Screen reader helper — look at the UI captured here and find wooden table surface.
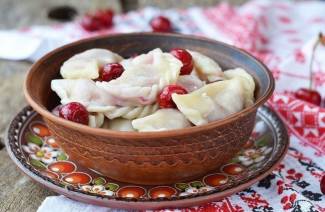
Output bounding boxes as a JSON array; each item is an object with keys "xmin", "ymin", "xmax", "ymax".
[{"xmin": 0, "ymin": 0, "xmax": 245, "ymax": 211}]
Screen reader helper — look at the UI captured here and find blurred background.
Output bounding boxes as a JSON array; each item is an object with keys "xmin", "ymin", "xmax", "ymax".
[
  {"xmin": 2, "ymin": 0, "xmax": 324, "ymax": 147},
  {"xmin": 0, "ymin": 0, "xmax": 250, "ymax": 28},
  {"xmin": 1, "ymin": 0, "xmax": 325, "ymax": 211},
  {"xmin": 0, "ymin": 0, "xmax": 251, "ymax": 143}
]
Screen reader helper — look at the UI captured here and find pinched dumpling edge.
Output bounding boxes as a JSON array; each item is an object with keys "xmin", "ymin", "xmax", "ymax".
[
  {"xmin": 188, "ymin": 50, "xmax": 224, "ymax": 82},
  {"xmin": 172, "ymin": 68, "xmax": 255, "ymax": 126},
  {"xmin": 60, "ymin": 48, "xmax": 123, "ymax": 80},
  {"xmin": 52, "ymin": 48, "xmax": 256, "ymax": 132},
  {"xmin": 132, "ymin": 109, "xmax": 192, "ymax": 132},
  {"xmin": 223, "ymin": 68, "xmax": 255, "ymax": 107},
  {"xmin": 96, "ymin": 48, "xmax": 183, "ymax": 106}
]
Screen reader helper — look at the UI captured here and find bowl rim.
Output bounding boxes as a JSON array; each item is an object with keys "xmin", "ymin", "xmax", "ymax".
[{"xmin": 24, "ymin": 32, "xmax": 275, "ymax": 139}]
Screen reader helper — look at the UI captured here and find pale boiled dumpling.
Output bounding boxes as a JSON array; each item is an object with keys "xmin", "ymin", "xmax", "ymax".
[
  {"xmin": 60, "ymin": 49, "xmax": 123, "ymax": 80},
  {"xmin": 223, "ymin": 68, "xmax": 255, "ymax": 107},
  {"xmin": 172, "ymin": 79, "xmax": 244, "ymax": 125},
  {"xmin": 96, "ymin": 48, "xmax": 182, "ymax": 106},
  {"xmin": 132, "ymin": 109, "xmax": 191, "ymax": 132},
  {"xmin": 176, "ymin": 75, "xmax": 205, "ymax": 92},
  {"xmin": 88, "ymin": 113, "xmax": 105, "ymax": 128},
  {"xmin": 103, "ymin": 118, "xmax": 135, "ymax": 131},
  {"xmin": 172, "ymin": 69, "xmax": 255, "ymax": 126},
  {"xmin": 189, "ymin": 50, "xmax": 224, "ymax": 82},
  {"xmin": 51, "ymin": 79, "xmax": 116, "ymax": 112}
]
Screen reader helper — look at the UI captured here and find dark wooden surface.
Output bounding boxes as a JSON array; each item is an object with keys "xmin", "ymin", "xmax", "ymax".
[{"xmin": 0, "ymin": 0, "xmax": 247, "ymax": 211}]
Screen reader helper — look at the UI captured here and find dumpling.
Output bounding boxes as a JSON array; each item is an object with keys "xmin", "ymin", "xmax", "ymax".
[
  {"xmin": 132, "ymin": 109, "xmax": 191, "ymax": 132},
  {"xmin": 60, "ymin": 49, "xmax": 123, "ymax": 80},
  {"xmin": 223, "ymin": 68, "xmax": 255, "ymax": 107},
  {"xmin": 51, "ymin": 79, "xmax": 116, "ymax": 112},
  {"xmin": 96, "ymin": 48, "xmax": 182, "ymax": 106},
  {"xmin": 52, "ymin": 79, "xmax": 158, "ymax": 113},
  {"xmin": 189, "ymin": 50, "xmax": 224, "ymax": 82},
  {"xmin": 88, "ymin": 113, "xmax": 105, "ymax": 128},
  {"xmin": 103, "ymin": 118, "xmax": 135, "ymax": 131},
  {"xmin": 176, "ymin": 75, "xmax": 205, "ymax": 92},
  {"xmin": 104, "ymin": 104, "xmax": 159, "ymax": 119},
  {"xmin": 172, "ymin": 79, "xmax": 244, "ymax": 125},
  {"xmin": 172, "ymin": 68, "xmax": 255, "ymax": 125}
]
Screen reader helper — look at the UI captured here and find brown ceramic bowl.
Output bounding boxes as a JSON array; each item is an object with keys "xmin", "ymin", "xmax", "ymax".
[{"xmin": 24, "ymin": 33, "xmax": 274, "ymax": 185}]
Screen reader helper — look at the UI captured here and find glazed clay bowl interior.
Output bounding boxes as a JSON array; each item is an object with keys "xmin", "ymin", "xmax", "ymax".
[{"xmin": 24, "ymin": 33, "xmax": 274, "ymax": 185}]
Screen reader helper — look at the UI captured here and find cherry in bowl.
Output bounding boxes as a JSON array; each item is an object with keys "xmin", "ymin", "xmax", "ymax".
[
  {"xmin": 158, "ymin": 85, "xmax": 188, "ymax": 108},
  {"xmin": 99, "ymin": 63, "xmax": 124, "ymax": 82},
  {"xmin": 59, "ymin": 102, "xmax": 89, "ymax": 125},
  {"xmin": 170, "ymin": 48, "xmax": 194, "ymax": 75}
]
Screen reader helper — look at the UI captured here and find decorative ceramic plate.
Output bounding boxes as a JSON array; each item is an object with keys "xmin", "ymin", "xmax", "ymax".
[{"xmin": 6, "ymin": 106, "xmax": 288, "ymax": 210}]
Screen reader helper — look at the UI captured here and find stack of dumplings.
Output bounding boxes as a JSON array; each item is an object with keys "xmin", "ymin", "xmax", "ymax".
[{"xmin": 51, "ymin": 48, "xmax": 255, "ymax": 132}]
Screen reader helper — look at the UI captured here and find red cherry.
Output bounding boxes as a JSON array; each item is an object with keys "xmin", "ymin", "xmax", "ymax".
[
  {"xmin": 80, "ymin": 9, "xmax": 114, "ymax": 32},
  {"xmin": 100, "ymin": 63, "xmax": 124, "ymax": 82},
  {"xmin": 158, "ymin": 85, "xmax": 187, "ymax": 108},
  {"xmin": 294, "ymin": 88, "xmax": 321, "ymax": 106},
  {"xmin": 94, "ymin": 9, "xmax": 114, "ymax": 27},
  {"xmin": 321, "ymin": 174, "xmax": 325, "ymax": 194},
  {"xmin": 170, "ymin": 48, "xmax": 194, "ymax": 75},
  {"xmin": 80, "ymin": 15, "xmax": 103, "ymax": 32},
  {"xmin": 59, "ymin": 102, "xmax": 89, "ymax": 125},
  {"xmin": 150, "ymin": 16, "xmax": 172, "ymax": 32}
]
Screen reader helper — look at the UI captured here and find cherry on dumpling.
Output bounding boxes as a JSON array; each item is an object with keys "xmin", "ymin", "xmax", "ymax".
[
  {"xmin": 100, "ymin": 63, "xmax": 124, "ymax": 82},
  {"xmin": 150, "ymin": 16, "xmax": 172, "ymax": 32},
  {"xmin": 158, "ymin": 85, "xmax": 188, "ymax": 108},
  {"xmin": 59, "ymin": 102, "xmax": 89, "ymax": 125},
  {"xmin": 170, "ymin": 48, "xmax": 194, "ymax": 75}
]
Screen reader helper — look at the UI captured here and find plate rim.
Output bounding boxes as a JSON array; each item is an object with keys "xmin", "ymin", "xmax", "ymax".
[{"xmin": 5, "ymin": 106, "xmax": 289, "ymax": 210}]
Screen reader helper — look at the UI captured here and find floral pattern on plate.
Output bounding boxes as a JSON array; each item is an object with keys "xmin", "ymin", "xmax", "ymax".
[{"xmin": 9, "ymin": 106, "xmax": 288, "ymax": 202}]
